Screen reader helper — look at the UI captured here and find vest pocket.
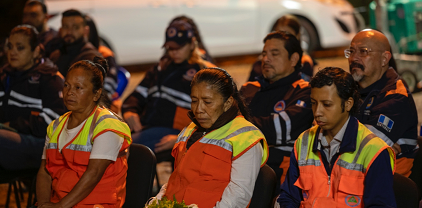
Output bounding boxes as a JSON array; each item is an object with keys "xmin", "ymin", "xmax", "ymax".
[
  {"xmin": 294, "ymin": 173, "xmax": 313, "ymax": 203},
  {"xmin": 199, "ymin": 146, "xmax": 231, "ymax": 181},
  {"xmin": 338, "ymin": 175, "xmax": 364, "ymax": 207}
]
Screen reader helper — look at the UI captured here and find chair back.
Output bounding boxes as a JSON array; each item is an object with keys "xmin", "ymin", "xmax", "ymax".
[
  {"xmin": 394, "ymin": 173, "xmax": 419, "ymax": 208},
  {"xmin": 115, "ymin": 66, "xmax": 130, "ymax": 99},
  {"xmin": 250, "ymin": 164, "xmax": 277, "ymax": 208},
  {"xmin": 123, "ymin": 144, "xmax": 156, "ymax": 208}
]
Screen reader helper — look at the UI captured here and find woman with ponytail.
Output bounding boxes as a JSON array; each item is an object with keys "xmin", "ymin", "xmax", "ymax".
[
  {"xmin": 37, "ymin": 56, "xmax": 132, "ymax": 208},
  {"xmin": 152, "ymin": 68, "xmax": 269, "ymax": 208}
]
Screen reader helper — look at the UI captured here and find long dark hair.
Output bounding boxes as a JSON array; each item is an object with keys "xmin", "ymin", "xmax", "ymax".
[{"xmin": 191, "ymin": 67, "xmax": 251, "ymax": 121}]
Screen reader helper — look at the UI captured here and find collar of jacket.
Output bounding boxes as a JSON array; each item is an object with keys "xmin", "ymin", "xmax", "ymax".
[
  {"xmin": 312, "ymin": 116, "xmax": 359, "ymax": 154},
  {"xmin": 256, "ymin": 70, "xmax": 301, "ymax": 90},
  {"xmin": 60, "ymin": 38, "xmax": 87, "ymax": 55},
  {"xmin": 2, "ymin": 58, "xmax": 58, "ymax": 77},
  {"xmin": 359, "ymin": 67, "xmax": 399, "ymax": 97}
]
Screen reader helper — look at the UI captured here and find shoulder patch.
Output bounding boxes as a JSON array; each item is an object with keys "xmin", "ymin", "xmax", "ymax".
[
  {"xmin": 377, "ymin": 114, "xmax": 394, "ymax": 132},
  {"xmin": 385, "ymin": 80, "xmax": 408, "ymax": 97},
  {"xmin": 292, "ymin": 79, "xmax": 309, "ymax": 89},
  {"xmin": 274, "ymin": 100, "xmax": 286, "ymax": 112}
]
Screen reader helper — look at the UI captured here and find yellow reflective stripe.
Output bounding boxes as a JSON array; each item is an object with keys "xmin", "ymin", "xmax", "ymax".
[
  {"xmin": 298, "ymin": 158, "xmax": 321, "ymax": 167},
  {"xmin": 222, "ymin": 126, "xmax": 259, "ymax": 141},
  {"xmin": 199, "ymin": 137, "xmax": 233, "ymax": 152},
  {"xmin": 352, "ymin": 133, "xmax": 376, "ymax": 164},
  {"xmin": 46, "ymin": 143, "xmax": 57, "ymax": 150},
  {"xmin": 66, "ymin": 144, "xmax": 92, "ymax": 152},
  {"xmin": 336, "ymin": 159, "xmax": 365, "ymax": 173}
]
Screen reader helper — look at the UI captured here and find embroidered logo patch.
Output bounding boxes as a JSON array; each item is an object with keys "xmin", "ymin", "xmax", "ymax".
[
  {"xmin": 274, "ymin": 100, "xmax": 286, "ymax": 112},
  {"xmin": 183, "ymin": 68, "xmax": 197, "ymax": 81},
  {"xmin": 295, "ymin": 100, "xmax": 306, "ymax": 108},
  {"xmin": 377, "ymin": 114, "xmax": 394, "ymax": 132},
  {"xmin": 366, "ymin": 96, "xmax": 374, "ymax": 109},
  {"xmin": 345, "ymin": 195, "xmax": 361, "ymax": 207},
  {"xmin": 167, "ymin": 27, "xmax": 177, "ymax": 37}
]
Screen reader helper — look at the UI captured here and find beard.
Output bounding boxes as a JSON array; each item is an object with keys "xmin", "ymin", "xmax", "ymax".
[{"xmin": 350, "ymin": 62, "xmax": 365, "ymax": 82}]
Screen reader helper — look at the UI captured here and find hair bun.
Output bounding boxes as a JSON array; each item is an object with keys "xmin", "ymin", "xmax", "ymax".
[{"xmin": 93, "ymin": 56, "xmax": 108, "ymax": 77}]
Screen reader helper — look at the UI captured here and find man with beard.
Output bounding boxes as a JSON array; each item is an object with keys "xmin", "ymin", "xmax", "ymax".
[
  {"xmin": 346, "ymin": 29, "xmax": 418, "ymax": 177},
  {"xmin": 49, "ymin": 9, "xmax": 101, "ymax": 77},
  {"xmin": 22, "ymin": 0, "xmax": 59, "ymax": 56},
  {"xmin": 240, "ymin": 31, "xmax": 313, "ymax": 189}
]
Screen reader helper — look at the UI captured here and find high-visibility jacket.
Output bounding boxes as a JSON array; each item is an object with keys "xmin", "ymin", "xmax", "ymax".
[
  {"xmin": 165, "ymin": 116, "xmax": 269, "ymax": 207},
  {"xmin": 293, "ymin": 121, "xmax": 395, "ymax": 208},
  {"xmin": 45, "ymin": 106, "xmax": 132, "ymax": 208}
]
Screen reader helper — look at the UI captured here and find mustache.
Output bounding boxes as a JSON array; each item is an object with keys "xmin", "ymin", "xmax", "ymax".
[
  {"xmin": 350, "ymin": 62, "xmax": 365, "ymax": 71},
  {"xmin": 63, "ymin": 35, "xmax": 75, "ymax": 40},
  {"xmin": 262, "ymin": 64, "xmax": 273, "ymax": 68}
]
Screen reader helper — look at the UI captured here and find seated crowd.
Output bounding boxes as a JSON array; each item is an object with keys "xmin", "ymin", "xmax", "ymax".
[{"xmin": 0, "ymin": 1, "xmax": 419, "ymax": 208}]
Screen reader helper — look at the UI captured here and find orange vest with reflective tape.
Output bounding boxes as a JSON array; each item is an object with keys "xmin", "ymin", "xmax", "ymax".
[
  {"xmin": 45, "ymin": 106, "xmax": 132, "ymax": 208},
  {"xmin": 293, "ymin": 122, "xmax": 395, "ymax": 208},
  {"xmin": 165, "ymin": 116, "xmax": 268, "ymax": 207}
]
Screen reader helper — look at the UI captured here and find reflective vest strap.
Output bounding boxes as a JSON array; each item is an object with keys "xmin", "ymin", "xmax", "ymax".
[
  {"xmin": 298, "ymin": 158, "xmax": 322, "ymax": 167},
  {"xmin": 299, "ymin": 130, "xmax": 311, "ymax": 161},
  {"xmin": 352, "ymin": 133, "xmax": 376, "ymax": 164},
  {"xmin": 336, "ymin": 159, "xmax": 365, "ymax": 173},
  {"xmin": 222, "ymin": 126, "xmax": 259, "ymax": 142},
  {"xmin": 199, "ymin": 137, "xmax": 233, "ymax": 152}
]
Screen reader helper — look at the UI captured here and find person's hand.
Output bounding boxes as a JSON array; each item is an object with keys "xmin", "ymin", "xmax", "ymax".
[
  {"xmin": 392, "ymin": 143, "xmax": 402, "ymax": 155},
  {"xmin": 123, "ymin": 111, "xmax": 142, "ymax": 132},
  {"xmin": 155, "ymin": 135, "xmax": 177, "ymax": 153},
  {"xmin": 38, "ymin": 202, "xmax": 62, "ymax": 208}
]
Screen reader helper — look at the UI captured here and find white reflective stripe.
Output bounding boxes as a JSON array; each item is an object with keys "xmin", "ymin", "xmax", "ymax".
[
  {"xmin": 104, "ymin": 77, "xmax": 117, "ymax": 88},
  {"xmin": 273, "ymin": 114, "xmax": 282, "ymax": 145},
  {"xmin": 161, "ymin": 86, "xmax": 191, "ymax": 103},
  {"xmin": 274, "ymin": 145, "xmax": 293, "ymax": 152},
  {"xmin": 40, "ymin": 112, "xmax": 53, "ymax": 124},
  {"xmin": 135, "ymin": 86, "xmax": 148, "ymax": 98},
  {"xmin": 43, "ymin": 108, "xmax": 60, "ymax": 119},
  {"xmin": 8, "ymin": 100, "xmax": 42, "ymax": 109},
  {"xmin": 46, "ymin": 143, "xmax": 57, "ymax": 150},
  {"xmin": 104, "ymin": 83, "xmax": 114, "ymax": 93},
  {"xmin": 279, "ymin": 111, "xmax": 291, "ymax": 142},
  {"xmin": 10, "ymin": 90, "xmax": 41, "ymax": 105},
  {"xmin": 298, "ymin": 159, "xmax": 321, "ymax": 167},
  {"xmin": 365, "ymin": 124, "xmax": 394, "ymax": 146},
  {"xmin": 397, "ymin": 138, "xmax": 418, "ymax": 146},
  {"xmin": 0, "ymin": 91, "xmax": 4, "ymax": 97},
  {"xmin": 199, "ymin": 137, "xmax": 233, "ymax": 152},
  {"xmin": 66, "ymin": 144, "xmax": 92, "ymax": 152},
  {"xmin": 0, "ymin": 101, "xmax": 2, "ymax": 106},
  {"xmin": 152, "ymin": 92, "xmax": 191, "ymax": 109},
  {"xmin": 148, "ymin": 86, "xmax": 159, "ymax": 95}
]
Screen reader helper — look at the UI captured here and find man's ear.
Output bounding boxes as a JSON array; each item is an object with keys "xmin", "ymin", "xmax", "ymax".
[
  {"xmin": 224, "ymin": 96, "xmax": 234, "ymax": 112},
  {"xmin": 345, "ymin": 97, "xmax": 354, "ymax": 112},
  {"xmin": 33, "ymin": 45, "xmax": 41, "ymax": 59},
  {"xmin": 382, "ymin": 51, "xmax": 392, "ymax": 67},
  {"xmin": 84, "ymin": 25, "xmax": 90, "ymax": 38},
  {"xmin": 290, "ymin": 52, "xmax": 300, "ymax": 67}
]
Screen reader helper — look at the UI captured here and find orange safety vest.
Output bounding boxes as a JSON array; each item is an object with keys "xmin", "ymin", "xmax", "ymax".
[
  {"xmin": 293, "ymin": 122, "xmax": 395, "ymax": 208},
  {"xmin": 165, "ymin": 116, "xmax": 269, "ymax": 207},
  {"xmin": 45, "ymin": 106, "xmax": 132, "ymax": 208}
]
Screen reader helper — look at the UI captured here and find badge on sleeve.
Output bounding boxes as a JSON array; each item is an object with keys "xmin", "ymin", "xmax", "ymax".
[
  {"xmin": 366, "ymin": 96, "xmax": 374, "ymax": 109},
  {"xmin": 183, "ymin": 68, "xmax": 197, "ymax": 81},
  {"xmin": 274, "ymin": 100, "xmax": 286, "ymax": 112},
  {"xmin": 345, "ymin": 195, "xmax": 361, "ymax": 207},
  {"xmin": 295, "ymin": 100, "xmax": 306, "ymax": 108},
  {"xmin": 377, "ymin": 114, "xmax": 394, "ymax": 132}
]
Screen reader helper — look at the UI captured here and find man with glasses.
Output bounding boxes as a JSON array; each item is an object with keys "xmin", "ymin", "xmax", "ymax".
[{"xmin": 345, "ymin": 29, "xmax": 418, "ymax": 177}]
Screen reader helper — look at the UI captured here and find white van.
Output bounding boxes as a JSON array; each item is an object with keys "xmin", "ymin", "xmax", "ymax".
[{"xmin": 46, "ymin": 0, "xmax": 363, "ymax": 65}]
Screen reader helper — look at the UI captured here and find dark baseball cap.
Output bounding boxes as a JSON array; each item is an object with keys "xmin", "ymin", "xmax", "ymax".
[{"xmin": 163, "ymin": 20, "xmax": 194, "ymax": 49}]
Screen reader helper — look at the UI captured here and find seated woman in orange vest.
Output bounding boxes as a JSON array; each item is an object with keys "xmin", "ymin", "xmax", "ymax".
[
  {"xmin": 151, "ymin": 68, "xmax": 269, "ymax": 207},
  {"xmin": 276, "ymin": 67, "xmax": 396, "ymax": 207},
  {"xmin": 36, "ymin": 56, "xmax": 132, "ymax": 208}
]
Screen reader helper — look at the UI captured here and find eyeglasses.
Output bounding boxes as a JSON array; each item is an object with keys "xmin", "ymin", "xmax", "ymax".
[{"xmin": 344, "ymin": 48, "xmax": 383, "ymax": 58}]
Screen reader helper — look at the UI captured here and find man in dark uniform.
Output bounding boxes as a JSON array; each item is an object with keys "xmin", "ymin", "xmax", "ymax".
[
  {"xmin": 346, "ymin": 29, "xmax": 418, "ymax": 177},
  {"xmin": 240, "ymin": 31, "xmax": 314, "ymax": 188},
  {"xmin": 22, "ymin": 0, "xmax": 58, "ymax": 50},
  {"xmin": 49, "ymin": 9, "xmax": 101, "ymax": 77}
]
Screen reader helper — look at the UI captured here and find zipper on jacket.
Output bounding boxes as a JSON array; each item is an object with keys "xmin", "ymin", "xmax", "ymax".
[{"xmin": 326, "ymin": 176, "xmax": 331, "ymax": 197}]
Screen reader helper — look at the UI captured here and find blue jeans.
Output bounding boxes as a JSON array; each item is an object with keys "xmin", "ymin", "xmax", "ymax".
[
  {"xmin": 0, "ymin": 129, "xmax": 45, "ymax": 170},
  {"xmin": 131, "ymin": 127, "xmax": 181, "ymax": 152}
]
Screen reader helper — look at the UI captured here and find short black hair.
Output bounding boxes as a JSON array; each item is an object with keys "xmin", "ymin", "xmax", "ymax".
[
  {"xmin": 25, "ymin": 0, "xmax": 47, "ymax": 14},
  {"xmin": 310, "ymin": 67, "xmax": 360, "ymax": 116},
  {"xmin": 263, "ymin": 31, "xmax": 303, "ymax": 71},
  {"xmin": 62, "ymin": 9, "xmax": 86, "ymax": 25}
]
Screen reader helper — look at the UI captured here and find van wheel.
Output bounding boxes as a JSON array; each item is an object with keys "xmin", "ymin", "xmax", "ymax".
[
  {"xmin": 400, "ymin": 70, "xmax": 417, "ymax": 92},
  {"xmin": 297, "ymin": 17, "xmax": 319, "ymax": 53}
]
